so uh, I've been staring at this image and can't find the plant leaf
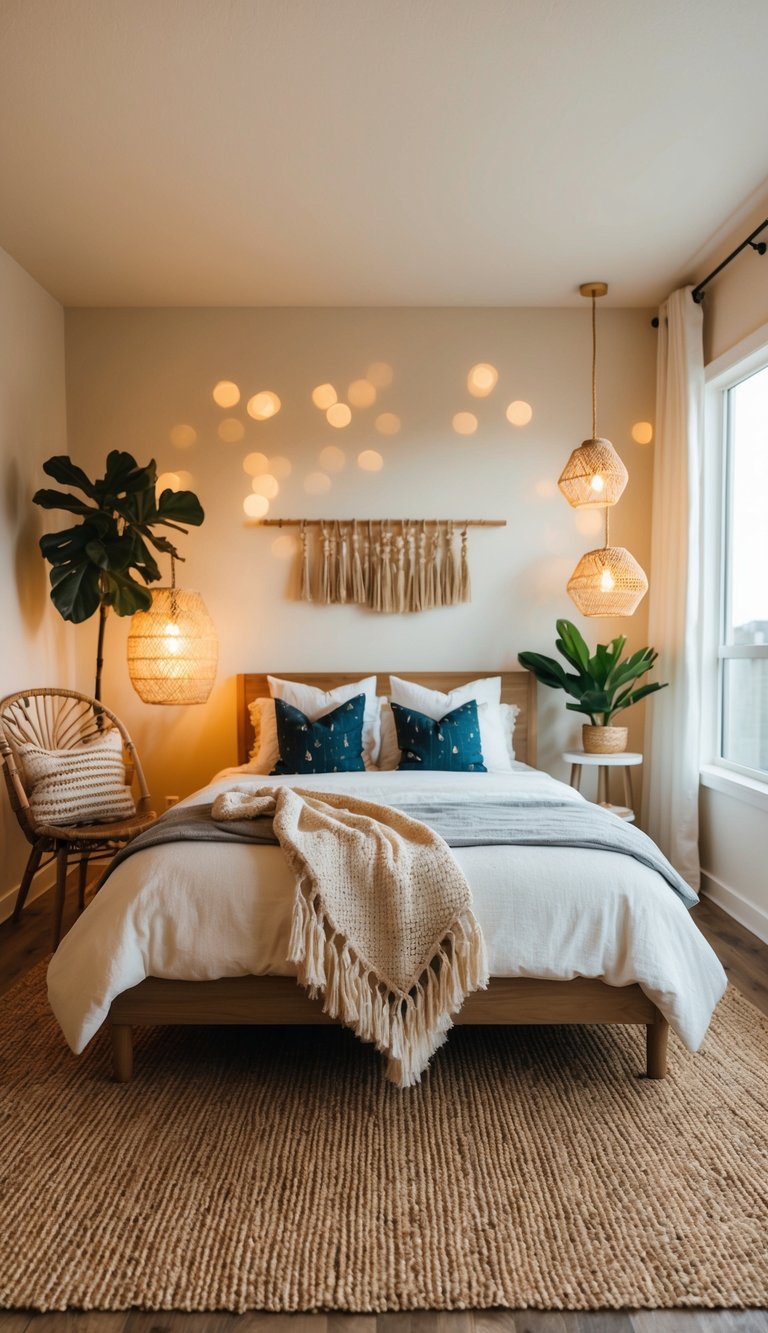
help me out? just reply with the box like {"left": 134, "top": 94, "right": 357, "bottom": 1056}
{"left": 33, "top": 488, "right": 97, "bottom": 517}
{"left": 42, "top": 456, "right": 98, "bottom": 497}
{"left": 156, "top": 488, "right": 205, "bottom": 526}
{"left": 48, "top": 561, "right": 102, "bottom": 623}
{"left": 555, "top": 619, "right": 590, "bottom": 672}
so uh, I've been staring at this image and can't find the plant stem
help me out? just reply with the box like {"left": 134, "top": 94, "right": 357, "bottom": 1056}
{"left": 95, "top": 602, "right": 108, "bottom": 703}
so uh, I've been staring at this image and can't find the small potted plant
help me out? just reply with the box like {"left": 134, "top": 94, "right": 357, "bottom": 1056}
{"left": 518, "top": 619, "right": 667, "bottom": 753}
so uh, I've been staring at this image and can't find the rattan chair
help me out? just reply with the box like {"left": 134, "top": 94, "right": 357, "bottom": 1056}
{"left": 0, "top": 688, "right": 156, "bottom": 949}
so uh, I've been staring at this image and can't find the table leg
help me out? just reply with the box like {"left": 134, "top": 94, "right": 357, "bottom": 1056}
{"left": 622, "top": 767, "right": 634, "bottom": 811}
{"left": 570, "top": 763, "right": 582, "bottom": 791}
{"left": 597, "top": 766, "right": 609, "bottom": 806}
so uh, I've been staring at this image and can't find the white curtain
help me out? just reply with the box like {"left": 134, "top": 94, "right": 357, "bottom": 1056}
{"left": 642, "top": 287, "right": 704, "bottom": 889}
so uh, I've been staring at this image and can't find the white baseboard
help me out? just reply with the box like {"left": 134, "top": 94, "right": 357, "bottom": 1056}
{"left": 0, "top": 861, "right": 56, "bottom": 925}
{"left": 700, "top": 869, "right": 768, "bottom": 946}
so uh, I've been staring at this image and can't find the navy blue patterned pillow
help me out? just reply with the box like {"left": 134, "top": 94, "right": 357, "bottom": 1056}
{"left": 271, "top": 694, "right": 366, "bottom": 775}
{"left": 392, "top": 699, "right": 486, "bottom": 772}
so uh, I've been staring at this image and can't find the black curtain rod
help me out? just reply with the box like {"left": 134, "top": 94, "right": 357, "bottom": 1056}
{"left": 651, "top": 217, "right": 768, "bottom": 327}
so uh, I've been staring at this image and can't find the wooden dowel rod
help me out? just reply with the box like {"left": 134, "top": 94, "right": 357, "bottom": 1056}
{"left": 249, "top": 518, "right": 507, "bottom": 527}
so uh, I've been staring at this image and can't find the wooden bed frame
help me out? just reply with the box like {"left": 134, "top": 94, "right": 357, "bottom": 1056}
{"left": 108, "top": 671, "right": 669, "bottom": 1082}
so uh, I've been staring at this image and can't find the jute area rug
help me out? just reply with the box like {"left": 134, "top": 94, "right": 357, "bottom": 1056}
{"left": 1, "top": 964, "right": 766, "bottom": 1313}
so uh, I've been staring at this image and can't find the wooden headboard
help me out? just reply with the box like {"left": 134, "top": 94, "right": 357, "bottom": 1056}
{"left": 236, "top": 672, "right": 536, "bottom": 767}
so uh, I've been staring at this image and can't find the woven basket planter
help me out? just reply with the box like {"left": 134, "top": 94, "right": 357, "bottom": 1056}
{"left": 582, "top": 724, "right": 628, "bottom": 754}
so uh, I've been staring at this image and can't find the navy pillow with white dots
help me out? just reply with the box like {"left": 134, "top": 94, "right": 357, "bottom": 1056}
{"left": 392, "top": 699, "right": 487, "bottom": 772}
{"left": 271, "top": 694, "right": 366, "bottom": 775}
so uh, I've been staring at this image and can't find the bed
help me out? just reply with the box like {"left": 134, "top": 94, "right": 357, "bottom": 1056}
{"left": 46, "top": 671, "right": 726, "bottom": 1084}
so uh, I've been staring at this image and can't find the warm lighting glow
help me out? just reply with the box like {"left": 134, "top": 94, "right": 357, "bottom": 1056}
{"left": 534, "top": 479, "right": 557, "bottom": 499}
{"left": 243, "top": 451, "right": 270, "bottom": 476}
{"left": 467, "top": 363, "right": 498, "bottom": 397}
{"left": 127, "top": 588, "right": 218, "bottom": 705}
{"left": 217, "top": 418, "right": 245, "bottom": 443}
{"left": 272, "top": 534, "right": 299, "bottom": 560}
{"left": 312, "top": 383, "right": 338, "bottom": 410}
{"left": 243, "top": 493, "right": 270, "bottom": 519}
{"left": 212, "top": 380, "right": 240, "bottom": 408}
{"left": 453, "top": 412, "right": 478, "bottom": 436}
{"left": 269, "top": 455, "right": 293, "bottom": 479}
{"left": 251, "top": 473, "right": 279, "bottom": 499}
{"left": 506, "top": 400, "right": 533, "bottom": 426}
{"left": 375, "top": 412, "right": 401, "bottom": 435}
{"left": 558, "top": 439, "right": 628, "bottom": 508}
{"left": 632, "top": 421, "right": 654, "bottom": 444}
{"left": 319, "top": 445, "right": 346, "bottom": 472}
{"left": 366, "top": 361, "right": 394, "bottom": 388}
{"left": 327, "top": 402, "right": 352, "bottom": 428}
{"left": 169, "top": 424, "right": 197, "bottom": 449}
{"left": 163, "top": 622, "right": 181, "bottom": 655}
{"left": 567, "top": 546, "right": 648, "bottom": 617}
{"left": 304, "top": 471, "right": 332, "bottom": 495}
{"left": 348, "top": 378, "right": 377, "bottom": 408}
{"left": 156, "top": 471, "right": 180, "bottom": 495}
{"left": 247, "top": 390, "right": 281, "bottom": 421}
{"left": 358, "top": 450, "right": 384, "bottom": 472}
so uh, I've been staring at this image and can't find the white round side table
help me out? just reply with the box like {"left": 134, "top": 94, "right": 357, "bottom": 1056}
{"left": 562, "top": 750, "right": 643, "bottom": 822}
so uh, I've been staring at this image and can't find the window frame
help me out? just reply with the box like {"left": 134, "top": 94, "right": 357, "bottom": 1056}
{"left": 702, "top": 320, "right": 768, "bottom": 800}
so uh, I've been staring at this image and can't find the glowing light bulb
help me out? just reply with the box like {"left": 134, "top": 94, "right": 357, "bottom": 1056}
{"left": 599, "top": 569, "right": 615, "bottom": 593}
{"left": 590, "top": 474, "right": 605, "bottom": 493}
{"left": 164, "top": 623, "right": 181, "bottom": 655}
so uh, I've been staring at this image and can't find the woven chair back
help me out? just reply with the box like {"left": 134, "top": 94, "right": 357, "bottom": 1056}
{"left": 0, "top": 688, "right": 152, "bottom": 838}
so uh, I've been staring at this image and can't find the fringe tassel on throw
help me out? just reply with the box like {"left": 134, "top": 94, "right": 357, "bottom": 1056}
{"left": 288, "top": 876, "right": 488, "bottom": 1088}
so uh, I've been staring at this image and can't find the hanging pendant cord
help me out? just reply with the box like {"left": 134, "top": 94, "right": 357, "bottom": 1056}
{"left": 604, "top": 503, "right": 610, "bottom": 551}
{"left": 591, "top": 292, "right": 598, "bottom": 440}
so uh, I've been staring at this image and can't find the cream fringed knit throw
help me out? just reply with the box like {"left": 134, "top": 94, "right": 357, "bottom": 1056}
{"left": 212, "top": 785, "right": 489, "bottom": 1087}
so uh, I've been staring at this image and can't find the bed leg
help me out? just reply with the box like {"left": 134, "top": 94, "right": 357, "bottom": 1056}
{"left": 111, "top": 1024, "right": 134, "bottom": 1082}
{"left": 645, "top": 1011, "right": 669, "bottom": 1079}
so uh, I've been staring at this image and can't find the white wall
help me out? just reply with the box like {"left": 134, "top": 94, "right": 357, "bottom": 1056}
{"left": 0, "top": 247, "right": 73, "bottom": 914}
{"left": 695, "top": 188, "right": 768, "bottom": 942}
{"left": 64, "top": 306, "right": 657, "bottom": 809}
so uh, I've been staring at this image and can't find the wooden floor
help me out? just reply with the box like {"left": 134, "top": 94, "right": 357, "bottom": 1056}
{"left": 1, "top": 886, "right": 766, "bottom": 1332}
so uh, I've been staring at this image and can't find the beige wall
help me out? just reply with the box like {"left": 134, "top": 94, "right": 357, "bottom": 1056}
{"left": 699, "top": 190, "right": 768, "bottom": 364}
{"left": 64, "top": 306, "right": 657, "bottom": 809}
{"left": 695, "top": 188, "right": 768, "bottom": 941}
{"left": 0, "top": 247, "right": 72, "bottom": 914}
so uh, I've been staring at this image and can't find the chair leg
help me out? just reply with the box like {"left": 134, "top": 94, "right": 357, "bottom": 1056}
{"left": 12, "top": 842, "right": 45, "bottom": 922}
{"left": 77, "top": 854, "right": 90, "bottom": 912}
{"left": 52, "top": 845, "right": 69, "bottom": 952}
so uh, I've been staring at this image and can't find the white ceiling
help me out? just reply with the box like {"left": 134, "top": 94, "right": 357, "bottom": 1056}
{"left": 1, "top": 0, "right": 766, "bottom": 307}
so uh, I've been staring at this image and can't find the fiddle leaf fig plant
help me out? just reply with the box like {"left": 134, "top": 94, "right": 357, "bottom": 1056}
{"left": 518, "top": 619, "right": 667, "bottom": 725}
{"left": 34, "top": 451, "right": 204, "bottom": 699}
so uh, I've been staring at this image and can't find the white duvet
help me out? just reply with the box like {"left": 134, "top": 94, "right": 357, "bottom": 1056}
{"left": 47, "top": 766, "right": 727, "bottom": 1055}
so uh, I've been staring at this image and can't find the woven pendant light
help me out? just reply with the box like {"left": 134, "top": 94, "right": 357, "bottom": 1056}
{"left": 558, "top": 283, "right": 628, "bottom": 508}
{"left": 127, "top": 569, "right": 218, "bottom": 704}
{"left": 567, "top": 544, "right": 648, "bottom": 617}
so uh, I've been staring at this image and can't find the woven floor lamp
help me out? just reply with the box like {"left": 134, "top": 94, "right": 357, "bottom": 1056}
{"left": 562, "top": 282, "right": 648, "bottom": 616}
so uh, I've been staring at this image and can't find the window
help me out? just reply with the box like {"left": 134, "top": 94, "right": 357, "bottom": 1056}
{"left": 718, "top": 359, "right": 768, "bottom": 780}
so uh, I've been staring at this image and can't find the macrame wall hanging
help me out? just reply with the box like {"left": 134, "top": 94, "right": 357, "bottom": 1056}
{"left": 257, "top": 518, "right": 506, "bottom": 614}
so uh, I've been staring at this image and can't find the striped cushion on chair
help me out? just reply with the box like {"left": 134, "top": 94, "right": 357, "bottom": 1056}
{"left": 19, "top": 728, "right": 137, "bottom": 827}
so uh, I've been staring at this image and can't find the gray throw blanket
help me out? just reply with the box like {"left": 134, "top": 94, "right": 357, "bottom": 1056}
{"left": 102, "top": 790, "right": 698, "bottom": 908}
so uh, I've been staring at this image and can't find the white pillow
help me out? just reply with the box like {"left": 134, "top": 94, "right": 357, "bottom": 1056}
{"left": 380, "top": 675, "right": 511, "bottom": 772}
{"left": 245, "top": 676, "right": 381, "bottom": 773}
{"left": 19, "top": 729, "right": 136, "bottom": 827}
{"left": 500, "top": 702, "right": 520, "bottom": 763}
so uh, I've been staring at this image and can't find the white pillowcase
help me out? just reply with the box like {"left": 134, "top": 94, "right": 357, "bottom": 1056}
{"left": 247, "top": 676, "right": 381, "bottom": 773}
{"left": 379, "top": 675, "right": 513, "bottom": 772}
